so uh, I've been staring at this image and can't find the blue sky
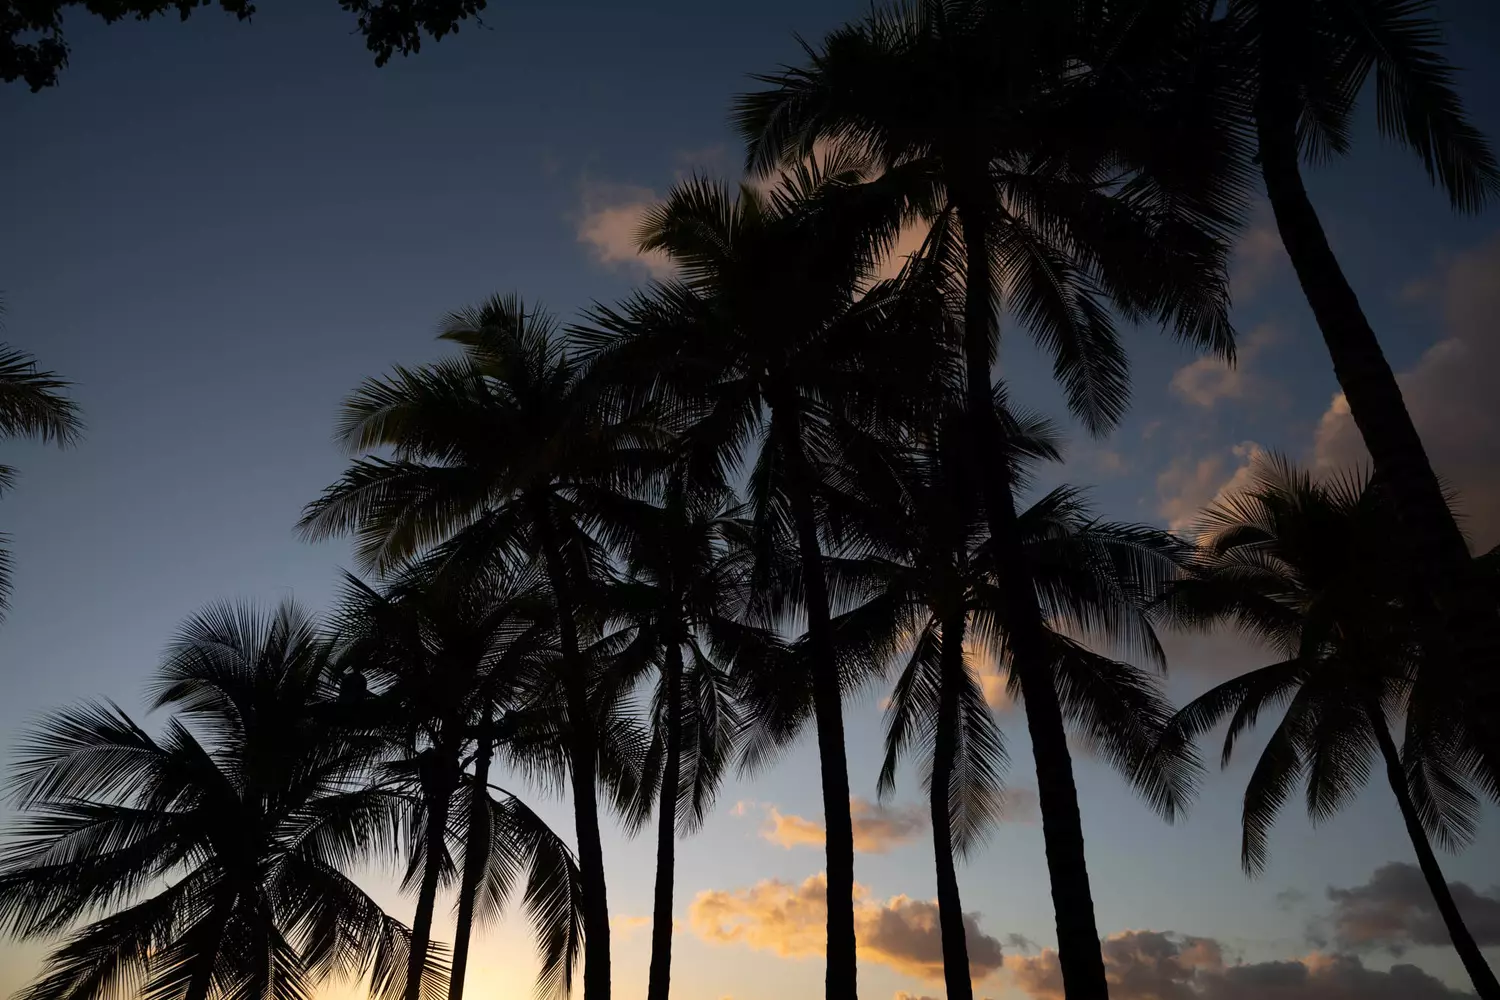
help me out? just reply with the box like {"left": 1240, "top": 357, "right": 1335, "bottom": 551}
{"left": 2, "top": 2, "right": 1499, "bottom": 998}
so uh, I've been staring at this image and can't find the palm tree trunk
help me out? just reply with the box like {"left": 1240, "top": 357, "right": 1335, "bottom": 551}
{"left": 448, "top": 713, "right": 495, "bottom": 1000}
{"left": 1371, "top": 709, "right": 1500, "bottom": 999}
{"left": 184, "top": 894, "right": 235, "bottom": 1000}
{"left": 1254, "top": 98, "right": 1471, "bottom": 585}
{"left": 933, "top": 610, "right": 973, "bottom": 1000}
{"left": 646, "top": 640, "right": 684, "bottom": 1000}
{"left": 773, "top": 407, "right": 859, "bottom": 1000}
{"left": 533, "top": 496, "right": 612, "bottom": 1000}
{"left": 407, "top": 774, "right": 452, "bottom": 1000}
{"left": 957, "top": 199, "right": 1110, "bottom": 1000}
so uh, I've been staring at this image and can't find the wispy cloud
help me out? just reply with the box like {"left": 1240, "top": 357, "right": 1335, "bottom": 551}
{"left": 575, "top": 181, "right": 674, "bottom": 278}
{"left": 1231, "top": 202, "right": 1286, "bottom": 302}
{"left": 1156, "top": 441, "right": 1266, "bottom": 535}
{"left": 1169, "top": 325, "right": 1279, "bottom": 409}
{"left": 753, "top": 798, "right": 927, "bottom": 854}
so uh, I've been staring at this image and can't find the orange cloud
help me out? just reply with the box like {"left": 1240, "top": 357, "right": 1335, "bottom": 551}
{"left": 1170, "top": 325, "right": 1278, "bottom": 409}
{"left": 756, "top": 799, "right": 926, "bottom": 854}
{"left": 688, "top": 873, "right": 1006, "bottom": 982}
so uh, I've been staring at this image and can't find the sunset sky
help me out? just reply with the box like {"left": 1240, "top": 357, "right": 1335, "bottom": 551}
{"left": 2, "top": 2, "right": 1499, "bottom": 998}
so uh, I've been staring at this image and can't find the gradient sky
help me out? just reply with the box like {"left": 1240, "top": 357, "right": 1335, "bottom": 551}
{"left": 3, "top": 2, "right": 1500, "bottom": 999}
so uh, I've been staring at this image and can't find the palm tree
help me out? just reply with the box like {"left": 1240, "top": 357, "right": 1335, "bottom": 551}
{"left": 1207, "top": 0, "right": 1498, "bottom": 597}
{"left": 603, "top": 471, "right": 773, "bottom": 1000}
{"left": 734, "top": 4, "right": 1236, "bottom": 994}
{"left": 300, "top": 295, "right": 662, "bottom": 1000}
{"left": 332, "top": 564, "right": 585, "bottom": 1000}
{"left": 1155, "top": 456, "right": 1500, "bottom": 999}
{"left": 0, "top": 600, "right": 438, "bottom": 1000}
{"left": 574, "top": 164, "right": 952, "bottom": 1000}
{"left": 0, "top": 334, "right": 82, "bottom": 617}
{"left": 826, "top": 406, "right": 1194, "bottom": 1000}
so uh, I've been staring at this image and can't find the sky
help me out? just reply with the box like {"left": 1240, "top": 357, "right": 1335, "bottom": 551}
{"left": 2, "top": 2, "right": 1500, "bottom": 999}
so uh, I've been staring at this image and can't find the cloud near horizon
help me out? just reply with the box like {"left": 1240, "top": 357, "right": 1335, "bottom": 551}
{"left": 688, "top": 873, "right": 1006, "bottom": 982}
{"left": 1312, "top": 233, "right": 1500, "bottom": 550}
{"left": 1006, "top": 929, "right": 1472, "bottom": 999}
{"left": 1322, "top": 862, "right": 1500, "bottom": 955}
{"left": 756, "top": 798, "right": 928, "bottom": 854}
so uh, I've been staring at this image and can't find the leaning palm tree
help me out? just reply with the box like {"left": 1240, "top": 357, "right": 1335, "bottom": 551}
{"left": 1207, "top": 0, "right": 1497, "bottom": 596}
{"left": 0, "top": 336, "right": 83, "bottom": 617}
{"left": 734, "top": 4, "right": 1238, "bottom": 994}
{"left": 333, "top": 564, "right": 586, "bottom": 1000}
{"left": 1155, "top": 456, "right": 1499, "bottom": 999}
{"left": 0, "top": 600, "right": 440, "bottom": 1000}
{"left": 574, "top": 162, "right": 952, "bottom": 1000}
{"left": 826, "top": 406, "right": 1194, "bottom": 1000}
{"left": 300, "top": 295, "right": 662, "bottom": 1000}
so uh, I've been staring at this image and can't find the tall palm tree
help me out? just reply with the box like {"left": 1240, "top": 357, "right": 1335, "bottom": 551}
{"left": 734, "top": 4, "right": 1237, "bottom": 994}
{"left": 574, "top": 163, "right": 952, "bottom": 1000}
{"left": 0, "top": 335, "right": 82, "bottom": 617}
{"left": 300, "top": 295, "right": 662, "bottom": 1000}
{"left": 603, "top": 472, "right": 774, "bottom": 1000}
{"left": 826, "top": 407, "right": 1194, "bottom": 1000}
{"left": 1209, "top": 0, "right": 1498, "bottom": 595}
{"left": 333, "top": 564, "right": 585, "bottom": 1000}
{"left": 1155, "top": 456, "right": 1500, "bottom": 999}
{"left": 0, "top": 601, "right": 438, "bottom": 1000}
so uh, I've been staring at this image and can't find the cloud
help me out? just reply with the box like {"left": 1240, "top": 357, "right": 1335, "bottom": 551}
{"left": 756, "top": 799, "right": 927, "bottom": 854}
{"left": 1231, "top": 203, "right": 1286, "bottom": 302}
{"left": 894, "top": 994, "right": 940, "bottom": 1000}
{"left": 996, "top": 786, "right": 1039, "bottom": 824}
{"left": 576, "top": 182, "right": 675, "bottom": 278}
{"left": 761, "top": 806, "right": 827, "bottom": 850}
{"left": 1170, "top": 325, "right": 1279, "bottom": 409}
{"left": 1005, "top": 929, "right": 1471, "bottom": 999}
{"left": 1156, "top": 441, "right": 1266, "bottom": 534}
{"left": 1312, "top": 234, "right": 1500, "bottom": 550}
{"left": 1323, "top": 862, "right": 1500, "bottom": 955}
{"left": 612, "top": 914, "right": 653, "bottom": 938}
{"left": 688, "top": 873, "right": 1007, "bottom": 982}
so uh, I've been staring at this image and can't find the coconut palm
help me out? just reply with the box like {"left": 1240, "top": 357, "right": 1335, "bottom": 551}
{"left": 0, "top": 600, "right": 439, "bottom": 1000}
{"left": 734, "top": 4, "right": 1237, "bottom": 994}
{"left": 574, "top": 163, "right": 952, "bottom": 1000}
{"left": 300, "top": 295, "right": 663, "bottom": 1000}
{"left": 0, "top": 337, "right": 82, "bottom": 617}
{"left": 1204, "top": 0, "right": 1498, "bottom": 598}
{"left": 332, "top": 564, "right": 585, "bottom": 1000}
{"left": 1155, "top": 456, "right": 1499, "bottom": 999}
{"left": 825, "top": 406, "right": 1194, "bottom": 1000}
{"left": 601, "top": 471, "right": 777, "bottom": 1000}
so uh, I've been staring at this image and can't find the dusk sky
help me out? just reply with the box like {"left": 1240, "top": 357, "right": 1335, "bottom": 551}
{"left": 2, "top": 2, "right": 1500, "bottom": 999}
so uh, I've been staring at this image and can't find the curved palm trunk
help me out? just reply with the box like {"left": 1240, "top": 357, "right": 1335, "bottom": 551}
{"left": 1371, "top": 710, "right": 1500, "bottom": 999}
{"left": 407, "top": 773, "right": 453, "bottom": 1000}
{"left": 957, "top": 202, "right": 1110, "bottom": 1000}
{"left": 1254, "top": 99, "right": 1471, "bottom": 587}
{"left": 933, "top": 610, "right": 973, "bottom": 1000}
{"left": 774, "top": 408, "right": 859, "bottom": 1000}
{"left": 448, "top": 714, "right": 495, "bottom": 1000}
{"left": 534, "top": 497, "right": 612, "bottom": 1000}
{"left": 646, "top": 640, "right": 684, "bottom": 1000}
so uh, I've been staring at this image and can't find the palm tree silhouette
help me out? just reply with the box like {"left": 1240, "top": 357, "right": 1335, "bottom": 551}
{"left": 0, "top": 336, "right": 82, "bottom": 618}
{"left": 1208, "top": 0, "right": 1498, "bottom": 599}
{"left": 602, "top": 471, "right": 770, "bottom": 1000}
{"left": 333, "top": 563, "right": 585, "bottom": 1000}
{"left": 575, "top": 162, "right": 951, "bottom": 1000}
{"left": 300, "top": 295, "right": 664, "bottom": 1000}
{"left": 1156, "top": 456, "right": 1499, "bottom": 999}
{"left": 0, "top": 601, "right": 437, "bottom": 1000}
{"left": 829, "top": 405, "right": 1194, "bottom": 1000}
{"left": 734, "top": 4, "right": 1236, "bottom": 994}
